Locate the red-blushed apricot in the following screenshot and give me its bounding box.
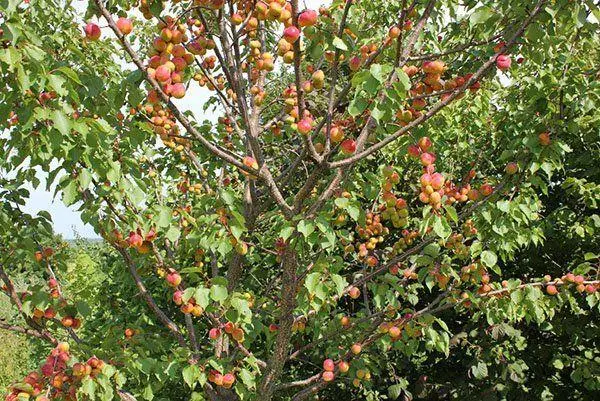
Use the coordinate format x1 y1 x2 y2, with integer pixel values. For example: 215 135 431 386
116 17 133 35
84 23 101 41
299 9 318 27
496 54 511 70
283 26 300 43
539 132 551 146
340 139 357 155
322 371 335 382
209 327 221 339
348 286 361 299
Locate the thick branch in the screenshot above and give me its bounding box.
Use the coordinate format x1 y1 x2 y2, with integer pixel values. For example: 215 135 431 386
257 247 299 401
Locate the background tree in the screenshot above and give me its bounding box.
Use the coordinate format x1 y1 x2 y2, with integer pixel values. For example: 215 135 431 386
0 0 599 400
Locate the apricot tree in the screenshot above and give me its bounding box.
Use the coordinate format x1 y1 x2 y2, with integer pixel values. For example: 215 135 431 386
1 0 599 400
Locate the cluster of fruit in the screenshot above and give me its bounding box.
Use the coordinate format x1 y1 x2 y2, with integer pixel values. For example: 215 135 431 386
390 229 420 255
442 232 470 258
25 274 82 330
209 321 246 343
177 176 205 195
380 194 410 229
320 358 349 382
4 343 109 401
351 368 372 387
146 18 196 100
147 103 188 152
207 370 236 389
379 321 404 341
118 228 157 254
168 270 204 317
545 273 598 295
353 212 387 261
408 137 491 208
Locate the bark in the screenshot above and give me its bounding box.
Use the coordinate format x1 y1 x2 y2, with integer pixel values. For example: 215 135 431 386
256 248 298 401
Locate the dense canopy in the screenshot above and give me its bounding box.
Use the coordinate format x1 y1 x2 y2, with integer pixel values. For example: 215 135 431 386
0 0 599 400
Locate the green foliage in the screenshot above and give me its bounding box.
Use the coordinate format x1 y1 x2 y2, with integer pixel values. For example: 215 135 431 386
0 0 599 400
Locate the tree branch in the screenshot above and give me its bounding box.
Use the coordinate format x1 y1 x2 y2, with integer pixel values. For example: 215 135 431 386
328 0 547 168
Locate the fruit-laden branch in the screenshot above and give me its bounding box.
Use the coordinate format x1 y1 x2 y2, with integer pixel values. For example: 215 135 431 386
280 0 417 191
295 180 506 329
92 0 250 174
328 0 547 168
151 241 202 355
408 34 503 61
287 294 448 397
302 0 436 217
341 181 507 299
307 0 419 143
288 276 598 399
286 309 387 362
92 0 294 219
112 245 188 348
323 0 354 154
290 0 321 162
216 5 264 164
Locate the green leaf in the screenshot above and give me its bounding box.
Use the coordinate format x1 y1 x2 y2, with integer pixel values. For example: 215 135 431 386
239 368 256 389
471 362 488 379
280 225 295 241
331 274 348 296
142 384 154 400
57 66 83 85
481 250 498 268
395 68 411 91
351 70 371 87
62 180 79 206
304 272 320 294
48 74 68 96
444 205 458 223
334 197 349 208
17 65 30 92
165 226 181 242
80 376 97 398
433 216 451 239
348 94 369 117
194 287 210 309
297 220 315 238
388 383 403 399
156 206 172 228
552 359 564 370
371 106 385 122
332 37 348 51
183 364 200 388
210 284 228 303
78 169 92 189
469 6 494 26
231 296 252 320
52 109 71 136
370 64 392 83
107 161 121 183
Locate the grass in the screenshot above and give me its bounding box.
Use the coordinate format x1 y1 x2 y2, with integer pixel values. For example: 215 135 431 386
0 294 34 395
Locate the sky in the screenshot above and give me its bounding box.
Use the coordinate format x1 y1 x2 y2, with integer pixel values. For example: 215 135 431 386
22 0 325 239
